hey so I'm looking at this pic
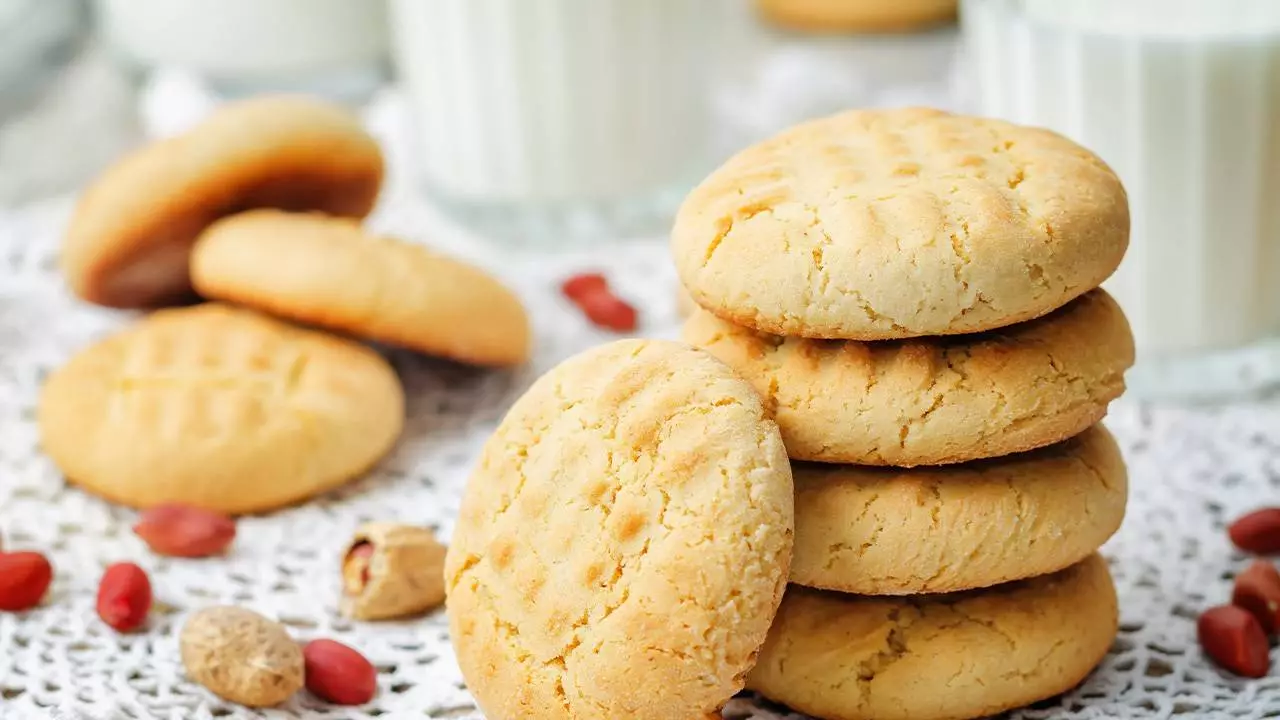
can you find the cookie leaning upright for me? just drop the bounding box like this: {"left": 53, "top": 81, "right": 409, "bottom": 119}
{"left": 191, "top": 210, "right": 531, "bottom": 367}
{"left": 445, "top": 340, "right": 794, "bottom": 719}
{"left": 38, "top": 304, "right": 403, "bottom": 514}
{"left": 62, "top": 96, "right": 383, "bottom": 308}
{"left": 672, "top": 107, "right": 1129, "bottom": 340}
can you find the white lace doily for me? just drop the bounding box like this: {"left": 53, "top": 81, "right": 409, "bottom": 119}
{"left": 1, "top": 76, "right": 1279, "bottom": 720}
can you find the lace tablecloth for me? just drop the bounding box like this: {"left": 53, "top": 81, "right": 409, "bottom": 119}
{"left": 2, "top": 79, "right": 1280, "bottom": 720}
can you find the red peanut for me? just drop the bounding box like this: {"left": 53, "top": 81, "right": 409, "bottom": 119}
{"left": 0, "top": 551, "right": 53, "bottom": 611}
{"left": 1198, "top": 605, "right": 1270, "bottom": 678}
{"left": 133, "top": 504, "right": 236, "bottom": 558}
{"left": 561, "top": 273, "right": 608, "bottom": 302}
{"left": 1229, "top": 508, "right": 1280, "bottom": 555}
{"left": 560, "top": 272, "right": 639, "bottom": 333}
{"left": 303, "top": 639, "right": 378, "bottom": 706}
{"left": 1233, "top": 560, "right": 1280, "bottom": 635}
{"left": 96, "top": 562, "right": 152, "bottom": 632}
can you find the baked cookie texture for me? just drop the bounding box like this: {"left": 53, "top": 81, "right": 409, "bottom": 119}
{"left": 683, "top": 289, "right": 1133, "bottom": 465}
{"left": 445, "top": 339, "right": 794, "bottom": 720}
{"left": 790, "top": 424, "right": 1126, "bottom": 595}
{"left": 672, "top": 108, "right": 1129, "bottom": 340}
{"left": 37, "top": 304, "right": 403, "bottom": 514}
{"left": 62, "top": 96, "right": 383, "bottom": 309}
{"left": 748, "top": 554, "right": 1118, "bottom": 720}
{"left": 191, "top": 210, "right": 531, "bottom": 367}
{"left": 758, "top": 0, "right": 957, "bottom": 33}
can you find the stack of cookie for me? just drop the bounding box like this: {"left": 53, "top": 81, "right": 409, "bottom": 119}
{"left": 673, "top": 108, "right": 1134, "bottom": 720}
{"left": 39, "top": 96, "right": 530, "bottom": 515}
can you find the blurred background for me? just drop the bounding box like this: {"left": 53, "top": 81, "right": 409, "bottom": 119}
{"left": 1, "top": 0, "right": 1277, "bottom": 401}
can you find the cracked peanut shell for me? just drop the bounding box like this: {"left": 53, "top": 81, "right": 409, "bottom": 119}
{"left": 341, "top": 522, "right": 447, "bottom": 621}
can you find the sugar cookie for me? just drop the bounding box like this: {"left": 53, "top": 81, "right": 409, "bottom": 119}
{"left": 446, "top": 339, "right": 794, "bottom": 719}
{"left": 683, "top": 290, "right": 1133, "bottom": 465}
{"left": 63, "top": 96, "right": 383, "bottom": 308}
{"left": 673, "top": 107, "right": 1129, "bottom": 339}
{"left": 38, "top": 304, "right": 403, "bottom": 514}
{"left": 191, "top": 210, "right": 531, "bottom": 367}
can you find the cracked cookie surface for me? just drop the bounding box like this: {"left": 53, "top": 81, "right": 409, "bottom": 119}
{"left": 790, "top": 424, "right": 1126, "bottom": 594}
{"left": 37, "top": 304, "right": 404, "bottom": 513}
{"left": 192, "top": 210, "right": 531, "bottom": 368}
{"left": 445, "top": 339, "right": 794, "bottom": 720}
{"left": 747, "top": 554, "right": 1117, "bottom": 720}
{"left": 683, "top": 289, "right": 1133, "bottom": 465}
{"left": 672, "top": 107, "right": 1129, "bottom": 340}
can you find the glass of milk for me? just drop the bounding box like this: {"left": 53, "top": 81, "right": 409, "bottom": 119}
{"left": 961, "top": 0, "right": 1280, "bottom": 400}
{"left": 388, "top": 0, "right": 745, "bottom": 245}
{"left": 91, "top": 0, "right": 389, "bottom": 101}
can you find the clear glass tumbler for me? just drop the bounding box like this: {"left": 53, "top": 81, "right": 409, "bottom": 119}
{"left": 389, "top": 0, "right": 745, "bottom": 246}
{"left": 961, "top": 0, "right": 1280, "bottom": 401}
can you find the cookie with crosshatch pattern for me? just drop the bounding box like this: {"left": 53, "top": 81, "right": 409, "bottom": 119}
{"left": 445, "top": 339, "right": 794, "bottom": 719}
{"left": 37, "top": 304, "right": 403, "bottom": 514}
{"left": 748, "top": 554, "right": 1118, "bottom": 720}
{"left": 191, "top": 210, "right": 531, "bottom": 368}
{"left": 672, "top": 107, "right": 1129, "bottom": 340}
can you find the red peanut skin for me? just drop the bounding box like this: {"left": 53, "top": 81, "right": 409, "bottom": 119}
{"left": 133, "top": 504, "right": 236, "bottom": 558}
{"left": 0, "top": 552, "right": 53, "bottom": 611}
{"left": 97, "top": 562, "right": 152, "bottom": 632}
{"left": 1198, "top": 605, "right": 1270, "bottom": 678}
{"left": 1229, "top": 508, "right": 1280, "bottom": 555}
{"left": 561, "top": 273, "right": 608, "bottom": 302}
{"left": 303, "top": 639, "right": 378, "bottom": 706}
{"left": 579, "top": 292, "right": 638, "bottom": 332}
{"left": 1233, "top": 560, "right": 1280, "bottom": 635}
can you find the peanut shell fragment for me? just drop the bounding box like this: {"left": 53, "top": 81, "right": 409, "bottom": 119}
{"left": 340, "top": 522, "right": 446, "bottom": 621}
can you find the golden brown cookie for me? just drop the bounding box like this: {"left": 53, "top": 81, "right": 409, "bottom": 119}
{"left": 758, "top": 0, "right": 957, "bottom": 33}
{"left": 673, "top": 107, "right": 1129, "bottom": 340}
{"left": 791, "top": 425, "right": 1126, "bottom": 595}
{"left": 748, "top": 554, "right": 1118, "bottom": 720}
{"left": 38, "top": 304, "right": 403, "bottom": 514}
{"left": 683, "top": 289, "right": 1133, "bottom": 465}
{"left": 63, "top": 96, "right": 383, "bottom": 308}
{"left": 445, "top": 339, "right": 794, "bottom": 719}
{"left": 191, "top": 210, "right": 531, "bottom": 367}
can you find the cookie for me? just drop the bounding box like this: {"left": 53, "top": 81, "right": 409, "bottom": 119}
{"left": 748, "top": 554, "right": 1118, "bottom": 720}
{"left": 445, "top": 339, "right": 794, "bottom": 719}
{"left": 683, "top": 289, "right": 1133, "bottom": 465}
{"left": 38, "top": 304, "right": 403, "bottom": 514}
{"left": 758, "top": 0, "right": 957, "bottom": 33}
{"left": 191, "top": 211, "right": 531, "bottom": 368}
{"left": 62, "top": 96, "right": 383, "bottom": 309}
{"left": 672, "top": 107, "right": 1129, "bottom": 340}
{"left": 791, "top": 424, "right": 1126, "bottom": 595}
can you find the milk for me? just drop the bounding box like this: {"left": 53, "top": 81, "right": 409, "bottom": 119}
{"left": 963, "top": 0, "right": 1280, "bottom": 397}
{"left": 388, "top": 0, "right": 740, "bottom": 240}
{"left": 93, "top": 0, "right": 389, "bottom": 96}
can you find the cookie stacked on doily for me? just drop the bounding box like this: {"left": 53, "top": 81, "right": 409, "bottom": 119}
{"left": 673, "top": 107, "right": 1135, "bottom": 720}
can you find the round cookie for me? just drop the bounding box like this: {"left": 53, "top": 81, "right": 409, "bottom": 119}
{"left": 445, "top": 339, "right": 794, "bottom": 720}
{"left": 683, "top": 289, "right": 1133, "bottom": 466}
{"left": 672, "top": 107, "right": 1129, "bottom": 340}
{"left": 38, "top": 304, "right": 403, "bottom": 514}
{"left": 191, "top": 210, "right": 531, "bottom": 368}
{"left": 748, "top": 554, "right": 1118, "bottom": 720}
{"left": 758, "top": 0, "right": 957, "bottom": 33}
{"left": 63, "top": 96, "right": 384, "bottom": 309}
{"left": 791, "top": 424, "right": 1126, "bottom": 595}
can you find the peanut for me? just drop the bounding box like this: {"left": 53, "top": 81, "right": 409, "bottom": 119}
{"left": 0, "top": 551, "right": 53, "bottom": 611}
{"left": 1198, "top": 605, "right": 1270, "bottom": 678}
{"left": 303, "top": 639, "right": 378, "bottom": 706}
{"left": 1233, "top": 560, "right": 1280, "bottom": 635}
{"left": 134, "top": 504, "right": 236, "bottom": 558}
{"left": 1228, "top": 507, "right": 1280, "bottom": 555}
{"left": 97, "top": 562, "right": 152, "bottom": 632}
{"left": 180, "top": 606, "right": 304, "bottom": 707}
{"left": 339, "top": 523, "right": 446, "bottom": 621}
{"left": 560, "top": 272, "right": 639, "bottom": 332}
